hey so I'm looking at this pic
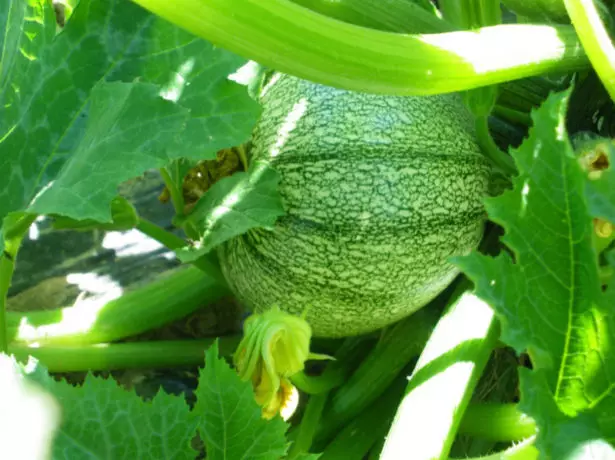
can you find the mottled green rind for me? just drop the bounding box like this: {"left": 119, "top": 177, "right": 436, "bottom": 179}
{"left": 219, "top": 74, "right": 491, "bottom": 337}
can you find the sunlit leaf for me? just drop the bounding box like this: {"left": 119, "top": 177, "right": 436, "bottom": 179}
{"left": 177, "top": 162, "right": 285, "bottom": 262}
{"left": 0, "top": 0, "right": 259, "bottom": 226}
{"left": 457, "top": 90, "right": 615, "bottom": 455}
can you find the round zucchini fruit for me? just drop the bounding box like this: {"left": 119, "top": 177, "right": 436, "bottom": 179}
{"left": 218, "top": 74, "right": 491, "bottom": 337}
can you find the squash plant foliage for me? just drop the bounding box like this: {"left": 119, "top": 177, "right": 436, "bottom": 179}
{"left": 1, "top": 0, "right": 615, "bottom": 459}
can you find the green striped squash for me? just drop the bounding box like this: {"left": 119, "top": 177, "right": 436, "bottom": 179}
{"left": 218, "top": 74, "right": 491, "bottom": 337}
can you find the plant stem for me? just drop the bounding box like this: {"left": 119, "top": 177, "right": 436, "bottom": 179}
{"left": 438, "top": 0, "right": 464, "bottom": 26}
{"left": 287, "top": 392, "right": 328, "bottom": 459}
{"left": 291, "top": 367, "right": 346, "bottom": 394}
{"left": 443, "top": 0, "right": 501, "bottom": 29}
{"left": 136, "top": 217, "right": 186, "bottom": 250}
{"left": 476, "top": 116, "right": 517, "bottom": 176}
{"left": 9, "top": 336, "right": 240, "bottom": 372}
{"left": 564, "top": 0, "right": 615, "bottom": 102}
{"left": 0, "top": 255, "right": 13, "bottom": 353}
{"left": 6, "top": 266, "right": 228, "bottom": 345}
{"left": 492, "top": 105, "right": 532, "bottom": 128}
{"left": 601, "top": 265, "right": 613, "bottom": 285}
{"left": 381, "top": 286, "right": 501, "bottom": 460}
{"left": 451, "top": 0, "right": 512, "bottom": 178}
{"left": 320, "top": 375, "right": 408, "bottom": 460}
{"left": 0, "top": 214, "right": 36, "bottom": 353}
{"left": 131, "top": 0, "right": 588, "bottom": 96}
{"left": 159, "top": 167, "right": 185, "bottom": 218}
{"left": 293, "top": 335, "right": 377, "bottom": 401}
{"left": 451, "top": 436, "right": 538, "bottom": 460}
{"left": 290, "top": 0, "right": 454, "bottom": 33}
{"left": 315, "top": 306, "right": 440, "bottom": 444}
{"left": 458, "top": 403, "right": 537, "bottom": 441}
{"left": 3, "top": 213, "right": 38, "bottom": 241}
{"left": 135, "top": 218, "right": 227, "bottom": 285}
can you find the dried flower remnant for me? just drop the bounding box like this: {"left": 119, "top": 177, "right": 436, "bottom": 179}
{"left": 577, "top": 138, "right": 611, "bottom": 180}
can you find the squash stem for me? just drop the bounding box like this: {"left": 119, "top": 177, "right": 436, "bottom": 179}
{"left": 381, "top": 286, "right": 501, "bottom": 460}
{"left": 286, "top": 392, "right": 329, "bottom": 459}
{"left": 450, "top": 436, "right": 538, "bottom": 460}
{"left": 130, "top": 0, "right": 589, "bottom": 96}
{"left": 289, "top": 0, "right": 454, "bottom": 33}
{"left": 458, "top": 403, "right": 537, "bottom": 441}
{"left": 0, "top": 214, "right": 35, "bottom": 353}
{"left": 564, "top": 0, "right": 615, "bottom": 102}
{"left": 9, "top": 336, "right": 240, "bottom": 372}
{"left": 476, "top": 116, "right": 517, "bottom": 176}
{"left": 6, "top": 266, "right": 228, "bottom": 345}
{"left": 291, "top": 367, "right": 346, "bottom": 394}
{"left": 314, "top": 306, "right": 440, "bottom": 445}
{"left": 135, "top": 217, "right": 227, "bottom": 286}
{"left": 492, "top": 105, "right": 532, "bottom": 128}
{"left": 441, "top": 0, "right": 501, "bottom": 29}
{"left": 159, "top": 167, "right": 186, "bottom": 218}
{"left": 320, "top": 374, "right": 409, "bottom": 459}
{"left": 2, "top": 213, "right": 38, "bottom": 241}
{"left": 0, "top": 255, "right": 12, "bottom": 353}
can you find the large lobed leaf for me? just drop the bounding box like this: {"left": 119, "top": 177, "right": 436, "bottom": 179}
{"left": 2, "top": 341, "right": 291, "bottom": 458}
{"left": 457, "top": 90, "right": 615, "bottom": 457}
{"left": 0, "top": 0, "right": 259, "bottom": 225}
{"left": 10, "top": 355, "right": 197, "bottom": 459}
{"left": 193, "top": 341, "right": 290, "bottom": 460}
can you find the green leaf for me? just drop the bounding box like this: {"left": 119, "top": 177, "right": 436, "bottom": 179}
{"left": 193, "top": 341, "right": 289, "bottom": 460}
{"left": 520, "top": 368, "right": 615, "bottom": 459}
{"left": 51, "top": 195, "right": 139, "bottom": 232}
{"left": 27, "top": 364, "right": 198, "bottom": 459}
{"left": 457, "top": 90, "right": 615, "bottom": 455}
{"left": 177, "top": 162, "right": 285, "bottom": 262}
{"left": 29, "top": 81, "right": 188, "bottom": 221}
{"left": 0, "top": 0, "right": 259, "bottom": 226}
{"left": 0, "top": 1, "right": 55, "bottom": 119}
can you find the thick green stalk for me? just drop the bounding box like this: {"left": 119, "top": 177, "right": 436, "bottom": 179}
{"left": 439, "top": 0, "right": 464, "bottom": 25}
{"left": 3, "top": 213, "right": 38, "bottom": 241}
{"left": 320, "top": 375, "right": 408, "bottom": 460}
{"left": 135, "top": 218, "right": 227, "bottom": 285}
{"left": 453, "top": 437, "right": 538, "bottom": 460}
{"left": 0, "top": 214, "right": 36, "bottom": 352}
{"left": 292, "top": 335, "right": 377, "bottom": 396}
{"left": 564, "top": 0, "right": 615, "bottom": 102}
{"left": 291, "top": 367, "right": 346, "bottom": 394}
{"left": 131, "top": 0, "right": 588, "bottom": 96}
{"left": 492, "top": 105, "right": 532, "bottom": 127}
{"left": 381, "top": 289, "right": 501, "bottom": 460}
{"left": 476, "top": 116, "right": 517, "bottom": 175}
{"left": 459, "top": 403, "right": 537, "bottom": 441}
{"left": 136, "top": 218, "right": 186, "bottom": 250}
{"left": 0, "top": 254, "right": 12, "bottom": 352}
{"left": 287, "top": 393, "right": 328, "bottom": 459}
{"left": 452, "top": 0, "right": 514, "bottom": 176}
{"left": 6, "top": 266, "right": 228, "bottom": 345}
{"left": 314, "top": 306, "right": 440, "bottom": 445}
{"left": 159, "top": 167, "right": 186, "bottom": 219}
{"left": 9, "top": 337, "right": 240, "bottom": 372}
{"left": 290, "top": 0, "right": 454, "bottom": 33}
{"left": 441, "top": 0, "right": 501, "bottom": 28}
